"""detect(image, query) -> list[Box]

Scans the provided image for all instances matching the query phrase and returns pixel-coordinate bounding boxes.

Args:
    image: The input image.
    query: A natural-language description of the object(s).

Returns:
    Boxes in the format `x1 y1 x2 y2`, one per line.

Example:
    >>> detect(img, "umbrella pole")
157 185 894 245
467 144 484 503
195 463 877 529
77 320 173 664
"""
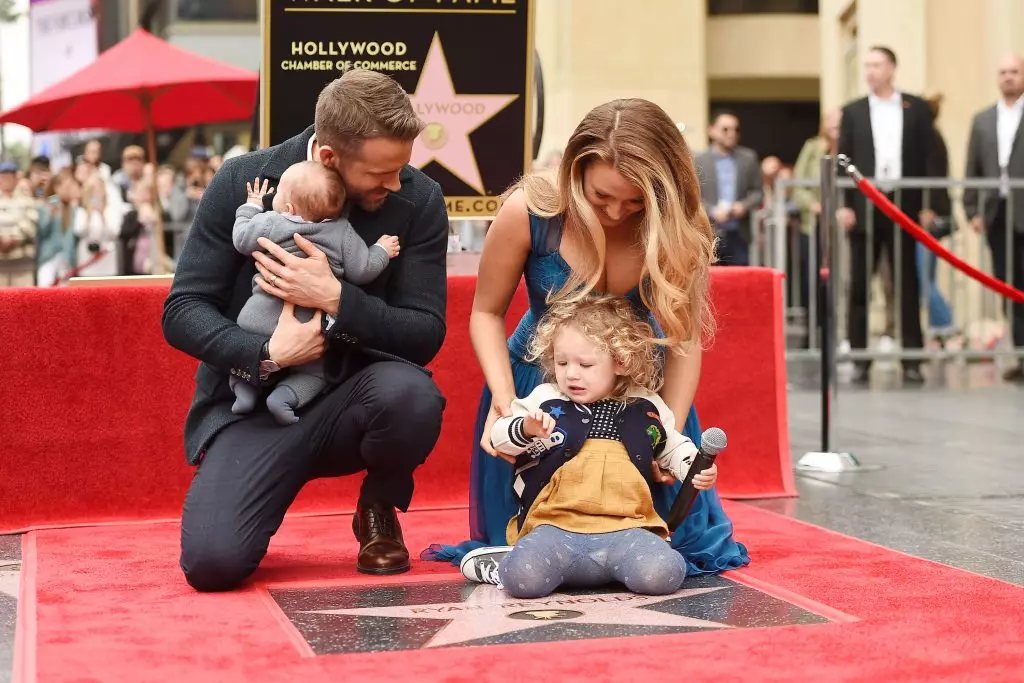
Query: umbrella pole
146 122 167 275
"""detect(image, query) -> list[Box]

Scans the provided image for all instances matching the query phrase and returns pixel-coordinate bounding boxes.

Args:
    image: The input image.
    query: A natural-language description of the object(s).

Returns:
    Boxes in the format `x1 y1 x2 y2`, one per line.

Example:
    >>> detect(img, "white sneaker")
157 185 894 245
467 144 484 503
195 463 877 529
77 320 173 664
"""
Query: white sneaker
459 546 512 586
876 335 897 370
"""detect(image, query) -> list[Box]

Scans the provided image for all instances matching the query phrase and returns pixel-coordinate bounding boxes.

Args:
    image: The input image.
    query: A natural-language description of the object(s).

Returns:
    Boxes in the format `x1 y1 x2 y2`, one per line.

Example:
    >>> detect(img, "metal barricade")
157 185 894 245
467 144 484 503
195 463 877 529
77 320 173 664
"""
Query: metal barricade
768 175 1024 363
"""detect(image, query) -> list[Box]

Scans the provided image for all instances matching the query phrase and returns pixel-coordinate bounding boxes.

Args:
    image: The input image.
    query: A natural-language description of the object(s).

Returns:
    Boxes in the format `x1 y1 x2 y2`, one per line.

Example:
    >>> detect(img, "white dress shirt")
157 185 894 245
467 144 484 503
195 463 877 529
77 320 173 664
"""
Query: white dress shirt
997 96 1023 196
307 134 317 162
869 91 903 181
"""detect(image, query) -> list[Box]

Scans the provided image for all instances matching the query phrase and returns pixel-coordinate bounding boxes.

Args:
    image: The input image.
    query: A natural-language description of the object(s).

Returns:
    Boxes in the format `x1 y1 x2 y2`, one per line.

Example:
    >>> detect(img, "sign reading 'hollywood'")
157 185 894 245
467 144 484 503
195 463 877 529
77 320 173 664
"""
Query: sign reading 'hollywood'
261 0 534 217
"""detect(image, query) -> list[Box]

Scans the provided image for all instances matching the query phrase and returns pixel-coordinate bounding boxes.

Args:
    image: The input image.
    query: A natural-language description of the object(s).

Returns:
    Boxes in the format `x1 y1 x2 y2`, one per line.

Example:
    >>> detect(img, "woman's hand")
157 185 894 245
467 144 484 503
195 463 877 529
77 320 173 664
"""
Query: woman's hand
481 397 514 463
692 463 718 491
254 234 342 314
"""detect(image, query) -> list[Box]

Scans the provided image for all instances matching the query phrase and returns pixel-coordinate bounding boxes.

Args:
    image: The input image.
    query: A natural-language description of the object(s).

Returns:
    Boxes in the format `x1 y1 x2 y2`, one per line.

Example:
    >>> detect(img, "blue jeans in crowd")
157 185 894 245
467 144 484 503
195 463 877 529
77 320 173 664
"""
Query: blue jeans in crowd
916 242 954 332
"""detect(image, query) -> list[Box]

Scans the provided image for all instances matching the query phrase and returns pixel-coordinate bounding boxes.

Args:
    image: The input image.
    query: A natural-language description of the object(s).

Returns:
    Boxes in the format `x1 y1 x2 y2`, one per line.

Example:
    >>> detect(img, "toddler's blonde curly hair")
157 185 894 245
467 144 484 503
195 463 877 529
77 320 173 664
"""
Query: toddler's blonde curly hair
526 294 662 400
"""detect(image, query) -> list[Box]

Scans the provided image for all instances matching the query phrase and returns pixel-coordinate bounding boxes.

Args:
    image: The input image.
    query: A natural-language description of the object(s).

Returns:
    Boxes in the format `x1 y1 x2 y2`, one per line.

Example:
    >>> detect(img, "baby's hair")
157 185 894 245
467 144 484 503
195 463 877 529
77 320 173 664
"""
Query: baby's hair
289 161 346 222
526 294 662 400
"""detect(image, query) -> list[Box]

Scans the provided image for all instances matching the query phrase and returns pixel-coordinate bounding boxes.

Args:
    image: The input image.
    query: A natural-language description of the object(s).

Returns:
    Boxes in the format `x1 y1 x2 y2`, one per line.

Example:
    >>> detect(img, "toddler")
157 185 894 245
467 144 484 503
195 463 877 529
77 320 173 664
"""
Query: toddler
232 160 399 424
460 295 718 598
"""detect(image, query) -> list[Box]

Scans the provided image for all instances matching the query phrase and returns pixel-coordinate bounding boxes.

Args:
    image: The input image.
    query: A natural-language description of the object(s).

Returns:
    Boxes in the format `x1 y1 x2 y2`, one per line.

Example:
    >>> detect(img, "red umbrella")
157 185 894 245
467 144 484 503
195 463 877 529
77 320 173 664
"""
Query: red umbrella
0 28 258 273
0 27 256 134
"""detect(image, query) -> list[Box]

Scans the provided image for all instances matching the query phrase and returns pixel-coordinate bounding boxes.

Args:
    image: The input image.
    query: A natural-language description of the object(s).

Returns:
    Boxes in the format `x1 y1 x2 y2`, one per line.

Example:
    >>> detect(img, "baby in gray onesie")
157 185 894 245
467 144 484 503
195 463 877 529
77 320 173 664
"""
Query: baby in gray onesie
231 160 399 425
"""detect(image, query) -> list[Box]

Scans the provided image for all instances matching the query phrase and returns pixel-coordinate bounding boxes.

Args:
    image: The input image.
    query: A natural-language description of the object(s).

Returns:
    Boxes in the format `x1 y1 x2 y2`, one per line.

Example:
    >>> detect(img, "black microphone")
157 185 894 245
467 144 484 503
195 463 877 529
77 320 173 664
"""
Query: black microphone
666 427 728 532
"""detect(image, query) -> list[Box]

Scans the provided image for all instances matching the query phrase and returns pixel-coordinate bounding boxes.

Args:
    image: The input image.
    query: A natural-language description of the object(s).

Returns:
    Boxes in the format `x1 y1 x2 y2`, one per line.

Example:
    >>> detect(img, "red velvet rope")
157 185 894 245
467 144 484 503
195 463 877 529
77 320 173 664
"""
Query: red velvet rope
854 177 1024 304
52 249 110 287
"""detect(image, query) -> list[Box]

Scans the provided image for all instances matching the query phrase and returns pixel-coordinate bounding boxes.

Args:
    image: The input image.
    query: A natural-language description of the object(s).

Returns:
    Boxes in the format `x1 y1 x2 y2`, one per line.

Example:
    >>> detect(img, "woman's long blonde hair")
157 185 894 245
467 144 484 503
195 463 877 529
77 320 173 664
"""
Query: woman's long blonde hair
510 98 716 350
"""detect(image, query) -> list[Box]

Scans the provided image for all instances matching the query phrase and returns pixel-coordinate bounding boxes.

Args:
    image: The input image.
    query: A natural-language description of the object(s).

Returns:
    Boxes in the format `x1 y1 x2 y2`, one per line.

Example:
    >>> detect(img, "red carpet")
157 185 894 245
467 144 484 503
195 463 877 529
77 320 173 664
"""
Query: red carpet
15 503 1024 683
0 268 792 533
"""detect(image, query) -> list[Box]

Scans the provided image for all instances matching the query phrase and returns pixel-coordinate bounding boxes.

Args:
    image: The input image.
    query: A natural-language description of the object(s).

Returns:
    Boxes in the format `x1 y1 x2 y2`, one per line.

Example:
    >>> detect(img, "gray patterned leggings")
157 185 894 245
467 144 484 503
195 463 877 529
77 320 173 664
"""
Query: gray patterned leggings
497 525 688 599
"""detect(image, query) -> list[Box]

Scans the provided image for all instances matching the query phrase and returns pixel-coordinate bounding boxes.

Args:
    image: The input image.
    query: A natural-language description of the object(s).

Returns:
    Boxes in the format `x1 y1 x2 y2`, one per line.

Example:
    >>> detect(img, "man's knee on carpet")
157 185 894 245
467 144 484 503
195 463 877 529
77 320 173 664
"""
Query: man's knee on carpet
180 531 265 592
357 362 445 439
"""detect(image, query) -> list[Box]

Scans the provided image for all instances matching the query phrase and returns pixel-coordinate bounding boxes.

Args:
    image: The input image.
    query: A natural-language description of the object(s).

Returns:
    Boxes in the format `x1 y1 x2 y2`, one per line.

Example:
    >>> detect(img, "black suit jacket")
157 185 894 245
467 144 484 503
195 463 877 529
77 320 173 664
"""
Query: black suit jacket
162 126 449 465
838 93 942 226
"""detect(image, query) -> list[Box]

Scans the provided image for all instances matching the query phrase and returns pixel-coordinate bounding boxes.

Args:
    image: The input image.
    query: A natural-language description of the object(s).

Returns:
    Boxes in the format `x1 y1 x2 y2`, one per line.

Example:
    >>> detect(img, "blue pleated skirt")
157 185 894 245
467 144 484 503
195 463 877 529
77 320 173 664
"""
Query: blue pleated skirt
422 357 751 577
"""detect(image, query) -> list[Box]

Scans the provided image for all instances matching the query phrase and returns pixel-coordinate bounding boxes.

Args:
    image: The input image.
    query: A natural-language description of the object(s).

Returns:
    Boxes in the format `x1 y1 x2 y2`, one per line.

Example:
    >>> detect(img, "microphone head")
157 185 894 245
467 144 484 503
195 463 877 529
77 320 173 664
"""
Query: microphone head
701 427 727 456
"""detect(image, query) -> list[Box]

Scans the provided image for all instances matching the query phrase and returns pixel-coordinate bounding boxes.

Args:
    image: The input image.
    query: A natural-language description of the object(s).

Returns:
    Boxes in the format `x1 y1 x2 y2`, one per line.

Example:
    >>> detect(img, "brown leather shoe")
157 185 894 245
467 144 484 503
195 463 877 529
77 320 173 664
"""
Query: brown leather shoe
352 503 410 575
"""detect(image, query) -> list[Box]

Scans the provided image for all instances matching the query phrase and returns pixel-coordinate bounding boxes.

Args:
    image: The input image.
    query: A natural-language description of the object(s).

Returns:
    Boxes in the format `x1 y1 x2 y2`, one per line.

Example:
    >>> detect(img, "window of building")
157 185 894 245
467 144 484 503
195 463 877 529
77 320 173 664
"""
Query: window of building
708 0 819 15
176 0 258 22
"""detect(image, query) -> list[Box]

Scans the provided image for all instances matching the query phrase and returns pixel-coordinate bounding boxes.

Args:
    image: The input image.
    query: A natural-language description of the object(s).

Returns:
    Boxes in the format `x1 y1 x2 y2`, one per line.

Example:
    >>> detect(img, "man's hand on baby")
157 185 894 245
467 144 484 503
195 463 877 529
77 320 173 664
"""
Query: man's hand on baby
691 463 718 491
376 235 400 258
523 410 555 439
246 176 274 206
255 235 341 315
267 302 325 369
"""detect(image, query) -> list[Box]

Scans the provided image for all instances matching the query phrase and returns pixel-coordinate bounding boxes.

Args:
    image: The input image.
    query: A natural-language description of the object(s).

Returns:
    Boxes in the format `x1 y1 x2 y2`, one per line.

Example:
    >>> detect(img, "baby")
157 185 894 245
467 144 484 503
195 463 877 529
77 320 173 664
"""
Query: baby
231 160 399 425
459 295 718 599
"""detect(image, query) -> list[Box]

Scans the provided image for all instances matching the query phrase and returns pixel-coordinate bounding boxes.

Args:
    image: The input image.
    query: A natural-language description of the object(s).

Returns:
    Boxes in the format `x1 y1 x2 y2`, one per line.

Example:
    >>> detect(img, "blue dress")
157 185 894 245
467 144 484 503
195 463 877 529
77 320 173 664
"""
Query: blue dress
423 213 750 576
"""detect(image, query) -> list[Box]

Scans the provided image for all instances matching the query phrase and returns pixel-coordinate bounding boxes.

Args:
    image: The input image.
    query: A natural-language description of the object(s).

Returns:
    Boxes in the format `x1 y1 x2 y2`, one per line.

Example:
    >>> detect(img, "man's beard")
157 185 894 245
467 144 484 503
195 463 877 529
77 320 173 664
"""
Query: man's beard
356 195 388 212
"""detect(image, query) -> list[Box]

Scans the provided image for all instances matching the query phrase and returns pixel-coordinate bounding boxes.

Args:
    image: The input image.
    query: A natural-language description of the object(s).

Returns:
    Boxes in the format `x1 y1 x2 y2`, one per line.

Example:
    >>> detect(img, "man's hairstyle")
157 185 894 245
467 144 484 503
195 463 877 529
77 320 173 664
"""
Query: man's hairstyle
314 69 425 155
290 161 346 223
29 156 50 169
710 109 739 127
870 46 898 66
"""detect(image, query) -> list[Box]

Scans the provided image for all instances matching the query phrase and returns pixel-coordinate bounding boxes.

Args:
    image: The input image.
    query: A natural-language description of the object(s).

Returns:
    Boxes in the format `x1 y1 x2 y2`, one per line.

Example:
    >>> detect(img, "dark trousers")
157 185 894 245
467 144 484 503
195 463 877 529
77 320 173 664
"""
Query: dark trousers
989 201 1024 354
180 361 445 592
717 229 750 266
847 203 923 370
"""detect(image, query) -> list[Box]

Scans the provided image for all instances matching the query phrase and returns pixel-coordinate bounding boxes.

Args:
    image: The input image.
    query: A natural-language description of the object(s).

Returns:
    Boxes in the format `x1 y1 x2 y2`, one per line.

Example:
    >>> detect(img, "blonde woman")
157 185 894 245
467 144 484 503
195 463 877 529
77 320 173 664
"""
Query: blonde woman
426 99 749 576
73 174 121 277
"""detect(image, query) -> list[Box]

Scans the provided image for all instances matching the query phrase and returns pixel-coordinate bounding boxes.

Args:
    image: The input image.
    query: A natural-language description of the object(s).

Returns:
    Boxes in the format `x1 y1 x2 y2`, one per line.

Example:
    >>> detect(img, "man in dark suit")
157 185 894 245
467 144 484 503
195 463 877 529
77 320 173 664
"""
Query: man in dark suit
162 70 449 591
694 110 763 266
963 53 1024 382
837 46 940 384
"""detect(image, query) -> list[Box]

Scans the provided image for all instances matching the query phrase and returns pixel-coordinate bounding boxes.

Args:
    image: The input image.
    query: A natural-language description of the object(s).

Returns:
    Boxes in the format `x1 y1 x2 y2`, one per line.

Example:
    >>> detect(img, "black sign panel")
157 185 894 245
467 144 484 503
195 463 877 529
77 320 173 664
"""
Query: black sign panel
261 0 534 217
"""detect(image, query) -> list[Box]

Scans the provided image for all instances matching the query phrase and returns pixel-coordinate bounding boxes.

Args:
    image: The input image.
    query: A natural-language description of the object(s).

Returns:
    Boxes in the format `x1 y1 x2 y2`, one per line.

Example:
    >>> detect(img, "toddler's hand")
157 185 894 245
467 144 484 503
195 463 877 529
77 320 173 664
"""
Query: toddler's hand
522 409 555 439
377 235 400 258
246 177 274 205
691 463 718 491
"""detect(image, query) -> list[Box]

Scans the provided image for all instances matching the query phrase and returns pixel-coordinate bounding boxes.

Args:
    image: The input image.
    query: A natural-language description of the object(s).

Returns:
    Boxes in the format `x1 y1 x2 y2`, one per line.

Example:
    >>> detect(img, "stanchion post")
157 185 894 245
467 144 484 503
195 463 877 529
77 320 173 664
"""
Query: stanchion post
820 154 837 453
796 154 870 473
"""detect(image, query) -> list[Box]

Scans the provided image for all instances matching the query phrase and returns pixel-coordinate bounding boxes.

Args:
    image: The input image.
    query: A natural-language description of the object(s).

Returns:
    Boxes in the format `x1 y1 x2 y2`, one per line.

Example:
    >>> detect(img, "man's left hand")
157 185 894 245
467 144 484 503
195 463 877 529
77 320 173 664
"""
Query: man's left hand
254 234 342 315
919 209 937 229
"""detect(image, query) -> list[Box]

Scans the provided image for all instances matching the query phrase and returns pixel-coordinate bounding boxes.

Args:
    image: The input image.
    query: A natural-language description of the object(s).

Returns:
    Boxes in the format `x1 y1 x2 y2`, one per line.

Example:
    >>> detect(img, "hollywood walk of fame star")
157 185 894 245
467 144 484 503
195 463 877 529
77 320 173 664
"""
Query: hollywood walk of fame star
407 32 519 195
304 583 731 649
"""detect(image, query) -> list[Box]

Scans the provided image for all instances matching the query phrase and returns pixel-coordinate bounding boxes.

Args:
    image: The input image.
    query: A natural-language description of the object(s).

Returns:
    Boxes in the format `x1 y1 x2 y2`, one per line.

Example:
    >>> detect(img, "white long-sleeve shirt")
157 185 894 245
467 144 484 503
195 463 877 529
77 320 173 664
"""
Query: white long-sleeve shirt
491 383 699 480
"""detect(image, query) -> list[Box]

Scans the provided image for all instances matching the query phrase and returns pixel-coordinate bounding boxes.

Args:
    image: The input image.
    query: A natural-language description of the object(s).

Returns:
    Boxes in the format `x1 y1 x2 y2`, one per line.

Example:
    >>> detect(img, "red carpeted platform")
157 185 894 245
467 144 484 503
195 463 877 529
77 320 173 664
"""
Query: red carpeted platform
0 268 793 533
14 503 1024 682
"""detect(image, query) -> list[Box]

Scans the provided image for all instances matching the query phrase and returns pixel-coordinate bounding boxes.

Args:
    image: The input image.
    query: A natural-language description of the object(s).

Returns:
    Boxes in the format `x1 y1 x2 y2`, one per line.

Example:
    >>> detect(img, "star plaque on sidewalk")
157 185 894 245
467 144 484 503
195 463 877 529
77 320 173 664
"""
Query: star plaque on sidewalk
268 575 834 655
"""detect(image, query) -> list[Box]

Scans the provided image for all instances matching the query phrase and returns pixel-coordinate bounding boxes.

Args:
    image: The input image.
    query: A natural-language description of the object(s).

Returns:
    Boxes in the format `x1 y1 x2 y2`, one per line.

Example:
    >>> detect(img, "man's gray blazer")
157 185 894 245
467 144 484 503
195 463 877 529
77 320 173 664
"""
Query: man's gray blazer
963 105 1024 233
694 145 763 244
